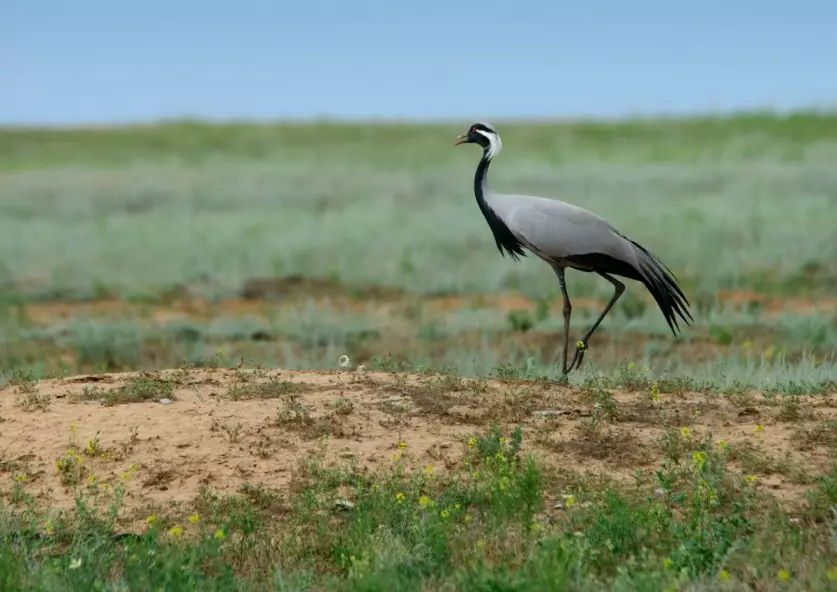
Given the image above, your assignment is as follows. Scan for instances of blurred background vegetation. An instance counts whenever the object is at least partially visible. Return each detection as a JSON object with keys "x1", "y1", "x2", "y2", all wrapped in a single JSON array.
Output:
[{"x1": 1, "y1": 112, "x2": 836, "y2": 387}]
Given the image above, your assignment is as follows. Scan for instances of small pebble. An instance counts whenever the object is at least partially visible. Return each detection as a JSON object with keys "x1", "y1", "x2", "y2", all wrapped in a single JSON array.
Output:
[
  {"x1": 532, "y1": 410, "x2": 568, "y2": 417},
  {"x1": 334, "y1": 499, "x2": 355, "y2": 510},
  {"x1": 159, "y1": 398, "x2": 173, "y2": 405}
]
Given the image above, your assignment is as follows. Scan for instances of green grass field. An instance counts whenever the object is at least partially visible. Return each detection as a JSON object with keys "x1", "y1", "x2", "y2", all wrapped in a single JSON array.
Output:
[{"x1": 1, "y1": 111, "x2": 837, "y2": 590}]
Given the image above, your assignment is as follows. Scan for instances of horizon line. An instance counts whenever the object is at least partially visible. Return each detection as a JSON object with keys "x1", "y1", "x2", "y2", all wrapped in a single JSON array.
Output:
[{"x1": 2, "y1": 105, "x2": 837, "y2": 131}]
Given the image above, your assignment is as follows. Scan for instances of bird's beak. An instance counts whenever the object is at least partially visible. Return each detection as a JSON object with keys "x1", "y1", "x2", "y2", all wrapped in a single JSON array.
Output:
[{"x1": 453, "y1": 133, "x2": 468, "y2": 146}]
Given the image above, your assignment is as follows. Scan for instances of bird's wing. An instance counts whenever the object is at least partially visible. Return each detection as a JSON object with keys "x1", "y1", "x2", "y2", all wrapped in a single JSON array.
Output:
[
  {"x1": 489, "y1": 193, "x2": 694, "y2": 335},
  {"x1": 491, "y1": 194, "x2": 639, "y2": 265}
]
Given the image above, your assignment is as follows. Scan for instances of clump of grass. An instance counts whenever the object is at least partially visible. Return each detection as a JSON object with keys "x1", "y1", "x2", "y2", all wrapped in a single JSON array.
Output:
[
  {"x1": 725, "y1": 440, "x2": 805, "y2": 481},
  {"x1": 327, "y1": 397, "x2": 355, "y2": 416},
  {"x1": 658, "y1": 426, "x2": 705, "y2": 465},
  {"x1": 793, "y1": 420, "x2": 837, "y2": 451},
  {"x1": 73, "y1": 372, "x2": 175, "y2": 406},
  {"x1": 15, "y1": 391, "x2": 51, "y2": 412},
  {"x1": 389, "y1": 372, "x2": 476, "y2": 417},
  {"x1": 4, "y1": 367, "x2": 39, "y2": 393},
  {"x1": 272, "y1": 396, "x2": 356, "y2": 440},
  {"x1": 773, "y1": 395, "x2": 814, "y2": 422},
  {"x1": 225, "y1": 374, "x2": 300, "y2": 401},
  {"x1": 464, "y1": 423, "x2": 524, "y2": 464},
  {"x1": 579, "y1": 374, "x2": 619, "y2": 423},
  {"x1": 55, "y1": 448, "x2": 86, "y2": 487}
]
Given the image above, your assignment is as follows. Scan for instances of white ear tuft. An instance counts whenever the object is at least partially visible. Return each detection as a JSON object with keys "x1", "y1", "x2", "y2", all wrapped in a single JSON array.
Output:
[{"x1": 474, "y1": 129, "x2": 503, "y2": 160}]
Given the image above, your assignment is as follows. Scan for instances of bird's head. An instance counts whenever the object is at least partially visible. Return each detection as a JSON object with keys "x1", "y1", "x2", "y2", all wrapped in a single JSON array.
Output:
[{"x1": 454, "y1": 122, "x2": 502, "y2": 159}]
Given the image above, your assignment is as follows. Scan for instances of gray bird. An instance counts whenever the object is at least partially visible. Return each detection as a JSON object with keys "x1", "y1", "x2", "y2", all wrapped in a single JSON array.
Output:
[{"x1": 454, "y1": 122, "x2": 693, "y2": 374}]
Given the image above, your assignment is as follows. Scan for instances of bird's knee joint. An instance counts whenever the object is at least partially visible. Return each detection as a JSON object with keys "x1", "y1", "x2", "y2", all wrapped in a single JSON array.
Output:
[{"x1": 563, "y1": 303, "x2": 572, "y2": 315}]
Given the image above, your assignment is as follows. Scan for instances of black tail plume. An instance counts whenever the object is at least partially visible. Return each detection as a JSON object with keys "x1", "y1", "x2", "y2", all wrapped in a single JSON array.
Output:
[{"x1": 630, "y1": 240, "x2": 693, "y2": 336}]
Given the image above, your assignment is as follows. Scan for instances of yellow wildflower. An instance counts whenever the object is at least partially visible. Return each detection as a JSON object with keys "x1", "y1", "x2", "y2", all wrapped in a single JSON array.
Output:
[
  {"x1": 440, "y1": 509, "x2": 450, "y2": 519},
  {"x1": 755, "y1": 424, "x2": 764, "y2": 433},
  {"x1": 680, "y1": 427, "x2": 690, "y2": 438},
  {"x1": 146, "y1": 515, "x2": 158, "y2": 525},
  {"x1": 776, "y1": 569, "x2": 790, "y2": 582},
  {"x1": 718, "y1": 440, "x2": 727, "y2": 450},
  {"x1": 214, "y1": 529, "x2": 226, "y2": 540},
  {"x1": 398, "y1": 441, "x2": 406, "y2": 449},
  {"x1": 394, "y1": 492, "x2": 405, "y2": 503},
  {"x1": 418, "y1": 496, "x2": 431, "y2": 507},
  {"x1": 565, "y1": 496, "x2": 577, "y2": 509},
  {"x1": 467, "y1": 438, "x2": 477, "y2": 448},
  {"x1": 424, "y1": 464, "x2": 435, "y2": 476},
  {"x1": 719, "y1": 570, "x2": 730, "y2": 582},
  {"x1": 188, "y1": 514, "x2": 200, "y2": 524},
  {"x1": 662, "y1": 557, "x2": 673, "y2": 569},
  {"x1": 692, "y1": 451, "x2": 707, "y2": 470},
  {"x1": 167, "y1": 526, "x2": 183, "y2": 538},
  {"x1": 826, "y1": 564, "x2": 837, "y2": 581}
]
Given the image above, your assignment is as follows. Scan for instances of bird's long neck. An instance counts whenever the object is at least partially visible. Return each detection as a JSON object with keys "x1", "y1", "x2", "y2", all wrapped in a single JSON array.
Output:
[
  {"x1": 473, "y1": 150, "x2": 492, "y2": 206},
  {"x1": 471, "y1": 148, "x2": 527, "y2": 261}
]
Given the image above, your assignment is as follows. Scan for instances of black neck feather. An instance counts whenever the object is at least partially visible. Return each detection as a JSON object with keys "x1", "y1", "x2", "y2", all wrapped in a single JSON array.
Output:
[{"x1": 473, "y1": 150, "x2": 527, "y2": 261}]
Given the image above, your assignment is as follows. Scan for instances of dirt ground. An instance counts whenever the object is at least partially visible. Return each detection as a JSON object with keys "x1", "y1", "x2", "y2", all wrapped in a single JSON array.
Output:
[{"x1": 2, "y1": 367, "x2": 836, "y2": 520}]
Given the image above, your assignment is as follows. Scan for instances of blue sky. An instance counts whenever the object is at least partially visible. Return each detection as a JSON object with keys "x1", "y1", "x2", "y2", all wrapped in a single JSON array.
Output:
[{"x1": 3, "y1": 0, "x2": 836, "y2": 124}]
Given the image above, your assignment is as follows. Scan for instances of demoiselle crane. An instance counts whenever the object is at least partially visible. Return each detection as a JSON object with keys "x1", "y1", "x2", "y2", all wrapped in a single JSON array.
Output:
[{"x1": 454, "y1": 122, "x2": 693, "y2": 374}]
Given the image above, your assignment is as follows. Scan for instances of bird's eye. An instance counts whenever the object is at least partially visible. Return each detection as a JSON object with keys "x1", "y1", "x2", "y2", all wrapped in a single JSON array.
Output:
[{"x1": 470, "y1": 126, "x2": 476, "y2": 133}]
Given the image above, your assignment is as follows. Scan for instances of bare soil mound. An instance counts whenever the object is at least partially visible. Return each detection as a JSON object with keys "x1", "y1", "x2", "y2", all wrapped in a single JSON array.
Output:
[{"x1": 2, "y1": 368, "x2": 836, "y2": 516}]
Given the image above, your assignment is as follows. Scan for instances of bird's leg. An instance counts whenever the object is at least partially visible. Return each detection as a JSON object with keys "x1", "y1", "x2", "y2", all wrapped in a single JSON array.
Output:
[
  {"x1": 553, "y1": 266, "x2": 573, "y2": 374},
  {"x1": 567, "y1": 272, "x2": 625, "y2": 372}
]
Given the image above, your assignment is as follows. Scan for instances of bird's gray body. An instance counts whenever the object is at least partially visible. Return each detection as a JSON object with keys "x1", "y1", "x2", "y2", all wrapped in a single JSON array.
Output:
[{"x1": 486, "y1": 191, "x2": 638, "y2": 271}]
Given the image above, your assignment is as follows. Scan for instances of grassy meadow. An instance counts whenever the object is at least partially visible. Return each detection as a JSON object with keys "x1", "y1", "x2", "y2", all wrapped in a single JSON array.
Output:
[{"x1": 1, "y1": 111, "x2": 837, "y2": 590}]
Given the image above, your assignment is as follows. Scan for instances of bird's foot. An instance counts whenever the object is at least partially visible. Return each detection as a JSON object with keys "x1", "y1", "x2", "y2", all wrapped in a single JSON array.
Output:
[
  {"x1": 562, "y1": 341, "x2": 588, "y2": 374},
  {"x1": 569, "y1": 340, "x2": 587, "y2": 371}
]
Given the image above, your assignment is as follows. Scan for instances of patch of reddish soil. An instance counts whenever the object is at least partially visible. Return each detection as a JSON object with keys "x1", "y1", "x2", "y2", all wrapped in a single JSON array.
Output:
[{"x1": 16, "y1": 285, "x2": 837, "y2": 328}]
